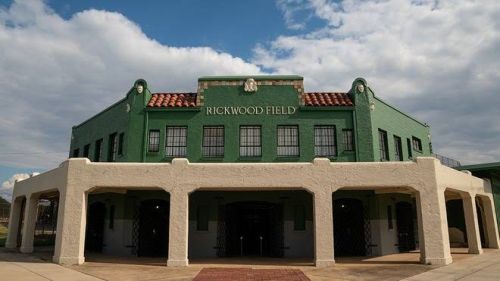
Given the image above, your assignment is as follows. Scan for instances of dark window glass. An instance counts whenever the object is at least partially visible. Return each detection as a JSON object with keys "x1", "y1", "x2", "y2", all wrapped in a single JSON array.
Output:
[
  {"x1": 314, "y1": 125, "x2": 336, "y2": 157},
  {"x1": 166, "y1": 126, "x2": 187, "y2": 157},
  {"x1": 342, "y1": 129, "x2": 354, "y2": 151},
  {"x1": 387, "y1": 205, "x2": 393, "y2": 229},
  {"x1": 240, "y1": 126, "x2": 261, "y2": 157},
  {"x1": 148, "y1": 130, "x2": 160, "y2": 152},
  {"x1": 83, "y1": 144, "x2": 90, "y2": 158},
  {"x1": 108, "y1": 132, "x2": 118, "y2": 161},
  {"x1": 118, "y1": 133, "x2": 124, "y2": 156},
  {"x1": 94, "y1": 139, "x2": 103, "y2": 162},
  {"x1": 294, "y1": 205, "x2": 306, "y2": 231},
  {"x1": 202, "y1": 126, "x2": 224, "y2": 157},
  {"x1": 197, "y1": 205, "x2": 209, "y2": 231},
  {"x1": 412, "y1": 137, "x2": 422, "y2": 152},
  {"x1": 407, "y1": 138, "x2": 413, "y2": 159},
  {"x1": 277, "y1": 125, "x2": 299, "y2": 157},
  {"x1": 72, "y1": 148, "x2": 79, "y2": 157},
  {"x1": 394, "y1": 135, "x2": 403, "y2": 161},
  {"x1": 378, "y1": 129, "x2": 389, "y2": 161}
]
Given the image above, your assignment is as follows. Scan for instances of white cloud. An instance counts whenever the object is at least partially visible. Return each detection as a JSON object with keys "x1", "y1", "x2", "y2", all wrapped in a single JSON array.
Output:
[
  {"x1": 0, "y1": 173, "x2": 31, "y2": 201},
  {"x1": 263, "y1": 0, "x2": 500, "y2": 164},
  {"x1": 0, "y1": 0, "x2": 261, "y2": 169}
]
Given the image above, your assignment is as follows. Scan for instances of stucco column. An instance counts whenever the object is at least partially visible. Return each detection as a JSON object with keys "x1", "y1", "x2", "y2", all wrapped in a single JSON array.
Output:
[
  {"x1": 20, "y1": 194, "x2": 39, "y2": 253},
  {"x1": 5, "y1": 196, "x2": 25, "y2": 249},
  {"x1": 462, "y1": 193, "x2": 483, "y2": 254},
  {"x1": 52, "y1": 189, "x2": 87, "y2": 265},
  {"x1": 417, "y1": 189, "x2": 452, "y2": 265},
  {"x1": 478, "y1": 196, "x2": 500, "y2": 249},
  {"x1": 313, "y1": 188, "x2": 335, "y2": 267},
  {"x1": 167, "y1": 190, "x2": 189, "y2": 266}
]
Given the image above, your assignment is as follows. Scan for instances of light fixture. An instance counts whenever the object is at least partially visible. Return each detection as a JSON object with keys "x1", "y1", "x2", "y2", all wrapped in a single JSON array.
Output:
[{"x1": 369, "y1": 101, "x2": 375, "y2": 111}]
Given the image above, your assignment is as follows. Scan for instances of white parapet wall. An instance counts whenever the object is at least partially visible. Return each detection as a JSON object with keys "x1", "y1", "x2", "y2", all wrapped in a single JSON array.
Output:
[{"x1": 6, "y1": 157, "x2": 500, "y2": 267}]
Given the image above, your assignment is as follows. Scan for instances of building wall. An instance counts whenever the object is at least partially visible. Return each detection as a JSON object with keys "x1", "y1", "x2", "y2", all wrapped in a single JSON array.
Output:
[
  {"x1": 369, "y1": 91, "x2": 431, "y2": 161},
  {"x1": 69, "y1": 76, "x2": 432, "y2": 165}
]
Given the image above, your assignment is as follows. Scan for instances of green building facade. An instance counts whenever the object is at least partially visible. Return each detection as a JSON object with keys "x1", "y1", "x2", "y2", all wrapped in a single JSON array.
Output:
[{"x1": 70, "y1": 76, "x2": 431, "y2": 165}]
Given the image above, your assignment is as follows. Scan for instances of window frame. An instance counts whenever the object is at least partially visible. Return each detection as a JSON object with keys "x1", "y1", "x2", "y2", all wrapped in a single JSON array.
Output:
[
  {"x1": 148, "y1": 130, "x2": 161, "y2": 153},
  {"x1": 94, "y1": 139, "x2": 103, "y2": 162},
  {"x1": 83, "y1": 144, "x2": 90, "y2": 158},
  {"x1": 118, "y1": 133, "x2": 125, "y2": 156},
  {"x1": 108, "y1": 132, "x2": 118, "y2": 161},
  {"x1": 407, "y1": 138, "x2": 413, "y2": 159},
  {"x1": 342, "y1": 129, "x2": 355, "y2": 151},
  {"x1": 314, "y1": 125, "x2": 337, "y2": 157},
  {"x1": 202, "y1": 125, "x2": 225, "y2": 158},
  {"x1": 394, "y1": 135, "x2": 403, "y2": 161},
  {"x1": 277, "y1": 125, "x2": 300, "y2": 157},
  {"x1": 378, "y1": 129, "x2": 389, "y2": 161},
  {"x1": 412, "y1": 136, "x2": 422, "y2": 152},
  {"x1": 165, "y1": 126, "x2": 188, "y2": 157},
  {"x1": 239, "y1": 125, "x2": 262, "y2": 157}
]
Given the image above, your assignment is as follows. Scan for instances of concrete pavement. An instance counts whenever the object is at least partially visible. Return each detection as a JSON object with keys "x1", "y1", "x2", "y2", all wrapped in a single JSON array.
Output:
[
  {"x1": 404, "y1": 249, "x2": 500, "y2": 281},
  {"x1": 0, "y1": 249, "x2": 102, "y2": 281},
  {"x1": 0, "y1": 248, "x2": 499, "y2": 280}
]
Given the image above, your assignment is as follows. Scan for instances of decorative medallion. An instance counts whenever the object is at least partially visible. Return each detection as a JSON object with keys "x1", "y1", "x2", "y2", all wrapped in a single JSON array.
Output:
[
  {"x1": 244, "y1": 78, "x2": 258, "y2": 93},
  {"x1": 136, "y1": 84, "x2": 144, "y2": 94},
  {"x1": 357, "y1": 84, "x2": 365, "y2": 93}
]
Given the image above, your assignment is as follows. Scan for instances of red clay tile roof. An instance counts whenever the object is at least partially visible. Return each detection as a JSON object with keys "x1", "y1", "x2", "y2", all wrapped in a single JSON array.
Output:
[
  {"x1": 147, "y1": 93, "x2": 197, "y2": 108},
  {"x1": 303, "y1": 92, "x2": 353, "y2": 106}
]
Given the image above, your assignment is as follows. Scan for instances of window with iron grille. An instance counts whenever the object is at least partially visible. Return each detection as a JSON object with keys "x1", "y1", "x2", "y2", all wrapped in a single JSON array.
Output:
[
  {"x1": 108, "y1": 132, "x2": 118, "y2": 161},
  {"x1": 378, "y1": 129, "x2": 389, "y2": 161},
  {"x1": 203, "y1": 126, "x2": 224, "y2": 157},
  {"x1": 342, "y1": 129, "x2": 354, "y2": 151},
  {"x1": 83, "y1": 144, "x2": 90, "y2": 158},
  {"x1": 277, "y1": 125, "x2": 299, "y2": 157},
  {"x1": 166, "y1": 126, "x2": 187, "y2": 157},
  {"x1": 240, "y1": 126, "x2": 261, "y2": 157},
  {"x1": 94, "y1": 139, "x2": 103, "y2": 162},
  {"x1": 412, "y1": 137, "x2": 422, "y2": 152},
  {"x1": 394, "y1": 135, "x2": 403, "y2": 161},
  {"x1": 148, "y1": 130, "x2": 160, "y2": 152},
  {"x1": 314, "y1": 125, "x2": 336, "y2": 157},
  {"x1": 118, "y1": 133, "x2": 124, "y2": 156}
]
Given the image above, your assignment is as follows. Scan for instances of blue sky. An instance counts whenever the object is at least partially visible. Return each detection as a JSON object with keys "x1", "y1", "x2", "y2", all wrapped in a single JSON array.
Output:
[
  {"x1": 1, "y1": 0, "x2": 500, "y2": 201},
  {"x1": 41, "y1": 0, "x2": 325, "y2": 60}
]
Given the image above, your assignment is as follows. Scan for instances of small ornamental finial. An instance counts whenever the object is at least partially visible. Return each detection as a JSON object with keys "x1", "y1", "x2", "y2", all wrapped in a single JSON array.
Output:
[{"x1": 244, "y1": 78, "x2": 258, "y2": 92}]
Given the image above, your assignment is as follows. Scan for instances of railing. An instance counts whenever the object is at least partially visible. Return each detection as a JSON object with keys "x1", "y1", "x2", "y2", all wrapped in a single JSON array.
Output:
[{"x1": 433, "y1": 153, "x2": 461, "y2": 168}]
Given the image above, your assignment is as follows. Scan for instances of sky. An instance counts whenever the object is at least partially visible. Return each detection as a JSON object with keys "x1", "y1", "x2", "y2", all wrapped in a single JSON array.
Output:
[{"x1": 1, "y1": 0, "x2": 500, "y2": 201}]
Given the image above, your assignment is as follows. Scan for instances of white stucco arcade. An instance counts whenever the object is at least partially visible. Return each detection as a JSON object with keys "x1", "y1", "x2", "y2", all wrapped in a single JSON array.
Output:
[{"x1": 5, "y1": 157, "x2": 500, "y2": 267}]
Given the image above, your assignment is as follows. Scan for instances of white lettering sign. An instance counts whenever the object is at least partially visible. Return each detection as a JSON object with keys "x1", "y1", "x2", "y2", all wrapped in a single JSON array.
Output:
[{"x1": 205, "y1": 106, "x2": 297, "y2": 116}]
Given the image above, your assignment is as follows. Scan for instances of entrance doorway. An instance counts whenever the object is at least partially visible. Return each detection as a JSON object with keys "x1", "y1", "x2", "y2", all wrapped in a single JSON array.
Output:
[
  {"x1": 85, "y1": 202, "x2": 106, "y2": 252},
  {"x1": 333, "y1": 198, "x2": 366, "y2": 257},
  {"x1": 395, "y1": 201, "x2": 416, "y2": 252},
  {"x1": 224, "y1": 201, "x2": 283, "y2": 257},
  {"x1": 138, "y1": 199, "x2": 169, "y2": 257}
]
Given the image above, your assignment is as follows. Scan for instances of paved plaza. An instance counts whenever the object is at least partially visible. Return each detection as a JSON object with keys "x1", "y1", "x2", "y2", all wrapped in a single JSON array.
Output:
[{"x1": 0, "y1": 248, "x2": 499, "y2": 280}]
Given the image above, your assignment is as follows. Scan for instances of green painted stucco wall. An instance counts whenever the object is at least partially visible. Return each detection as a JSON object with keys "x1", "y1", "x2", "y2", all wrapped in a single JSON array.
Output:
[{"x1": 69, "y1": 75, "x2": 431, "y2": 165}]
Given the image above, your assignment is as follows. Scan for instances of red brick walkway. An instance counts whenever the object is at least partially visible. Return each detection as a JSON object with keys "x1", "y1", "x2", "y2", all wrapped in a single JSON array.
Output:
[{"x1": 193, "y1": 268, "x2": 311, "y2": 281}]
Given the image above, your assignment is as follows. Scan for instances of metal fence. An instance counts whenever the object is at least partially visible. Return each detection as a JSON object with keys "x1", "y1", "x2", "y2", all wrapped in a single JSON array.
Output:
[{"x1": 433, "y1": 153, "x2": 461, "y2": 168}]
